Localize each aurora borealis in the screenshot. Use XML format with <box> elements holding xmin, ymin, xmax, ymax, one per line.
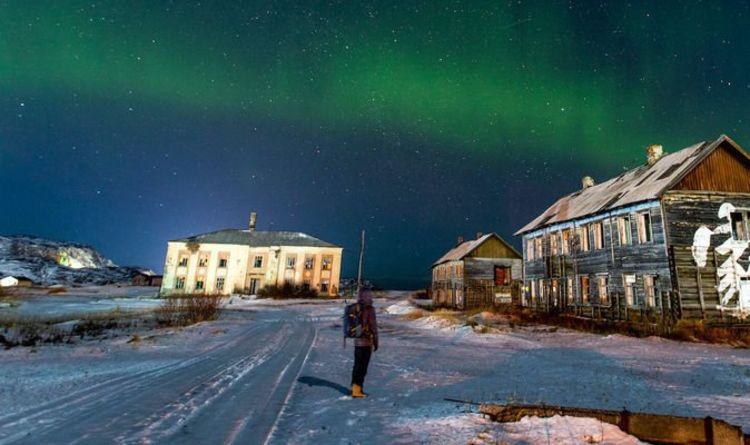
<box><xmin>1</xmin><ymin>1</ymin><xmax>749</xmax><ymax>287</ymax></box>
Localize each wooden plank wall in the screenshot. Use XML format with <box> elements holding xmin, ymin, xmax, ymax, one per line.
<box><xmin>672</xmin><ymin>143</ymin><xmax>750</xmax><ymax>193</ymax></box>
<box><xmin>662</xmin><ymin>191</ymin><xmax>750</xmax><ymax>321</ymax></box>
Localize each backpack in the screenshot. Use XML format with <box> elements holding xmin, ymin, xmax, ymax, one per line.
<box><xmin>343</xmin><ymin>302</ymin><xmax>369</xmax><ymax>339</ymax></box>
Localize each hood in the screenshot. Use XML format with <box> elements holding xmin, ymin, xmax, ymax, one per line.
<box><xmin>357</xmin><ymin>289</ymin><xmax>373</xmax><ymax>305</ymax></box>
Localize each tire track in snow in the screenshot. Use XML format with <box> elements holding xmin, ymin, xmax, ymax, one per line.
<box><xmin>0</xmin><ymin>321</ymin><xmax>271</xmax><ymax>444</ymax></box>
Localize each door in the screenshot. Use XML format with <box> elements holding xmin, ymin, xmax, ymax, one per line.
<box><xmin>249</xmin><ymin>278</ymin><xmax>259</xmax><ymax>295</ymax></box>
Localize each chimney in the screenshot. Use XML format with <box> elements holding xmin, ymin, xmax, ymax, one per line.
<box><xmin>647</xmin><ymin>144</ymin><xmax>663</xmax><ymax>166</ymax></box>
<box><xmin>476</xmin><ymin>232</ymin><xmax>483</xmax><ymax>240</ymax></box>
<box><xmin>456</xmin><ymin>235</ymin><xmax>465</xmax><ymax>246</ymax></box>
<box><xmin>581</xmin><ymin>176</ymin><xmax>595</xmax><ymax>189</ymax></box>
<box><xmin>248</xmin><ymin>212</ymin><xmax>257</xmax><ymax>231</ymax></box>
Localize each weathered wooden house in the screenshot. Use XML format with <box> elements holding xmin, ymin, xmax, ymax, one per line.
<box><xmin>431</xmin><ymin>233</ymin><xmax>522</xmax><ymax>309</ymax></box>
<box><xmin>515</xmin><ymin>135</ymin><xmax>750</xmax><ymax>322</ymax></box>
<box><xmin>132</xmin><ymin>271</ymin><xmax>163</xmax><ymax>287</ymax></box>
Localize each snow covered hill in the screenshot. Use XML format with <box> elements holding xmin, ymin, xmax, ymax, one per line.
<box><xmin>0</xmin><ymin>235</ymin><xmax>147</xmax><ymax>286</ymax></box>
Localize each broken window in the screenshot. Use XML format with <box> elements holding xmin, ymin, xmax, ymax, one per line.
<box><xmin>534</xmin><ymin>237</ymin><xmax>543</xmax><ymax>258</ymax></box>
<box><xmin>637</xmin><ymin>212</ymin><xmax>653</xmax><ymax>243</ymax></box>
<box><xmin>731</xmin><ymin>211</ymin><xmax>749</xmax><ymax>241</ymax></box>
<box><xmin>623</xmin><ymin>274</ymin><xmax>636</xmax><ymax>306</ymax></box>
<box><xmin>253</xmin><ymin>255</ymin><xmax>263</xmax><ymax>268</ymax></box>
<box><xmin>526</xmin><ymin>238</ymin><xmax>535</xmax><ymax>260</ymax></box>
<box><xmin>550</xmin><ymin>232</ymin><xmax>559</xmax><ymax>255</ymax></box>
<box><xmin>597</xmin><ymin>275</ymin><xmax>608</xmax><ymax>305</ymax></box>
<box><xmin>561</xmin><ymin>230</ymin><xmax>571</xmax><ymax>255</ymax></box>
<box><xmin>618</xmin><ymin>216</ymin><xmax>632</xmax><ymax>245</ymax></box>
<box><xmin>320</xmin><ymin>279</ymin><xmax>330</xmax><ymax>293</ymax></box>
<box><xmin>178</xmin><ymin>253</ymin><xmax>189</xmax><ymax>267</ymax></box>
<box><xmin>216</xmin><ymin>277</ymin><xmax>225</xmax><ymax>291</ymax></box>
<box><xmin>195</xmin><ymin>279</ymin><xmax>204</xmax><ymax>290</ymax></box>
<box><xmin>593</xmin><ymin>222</ymin><xmax>604</xmax><ymax>249</ymax></box>
<box><xmin>304</xmin><ymin>255</ymin><xmax>315</xmax><ymax>270</ymax></box>
<box><xmin>578</xmin><ymin>226</ymin><xmax>590</xmax><ymax>252</ymax></box>
<box><xmin>644</xmin><ymin>275</ymin><xmax>657</xmax><ymax>307</ymax></box>
<box><xmin>580</xmin><ymin>275</ymin><xmax>590</xmax><ymax>304</ymax></box>
<box><xmin>566</xmin><ymin>278</ymin><xmax>574</xmax><ymax>306</ymax></box>
<box><xmin>175</xmin><ymin>276</ymin><xmax>186</xmax><ymax>289</ymax></box>
<box><xmin>286</xmin><ymin>254</ymin><xmax>297</xmax><ymax>269</ymax></box>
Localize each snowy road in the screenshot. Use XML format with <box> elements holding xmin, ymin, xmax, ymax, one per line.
<box><xmin>1</xmin><ymin>295</ymin><xmax>749</xmax><ymax>444</ymax></box>
<box><xmin>0</xmin><ymin>309</ymin><xmax>318</xmax><ymax>444</ymax></box>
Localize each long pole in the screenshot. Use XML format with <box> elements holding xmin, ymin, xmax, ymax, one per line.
<box><xmin>356</xmin><ymin>229</ymin><xmax>365</xmax><ymax>295</ymax></box>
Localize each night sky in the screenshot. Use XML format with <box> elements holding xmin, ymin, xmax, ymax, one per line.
<box><xmin>1</xmin><ymin>2</ymin><xmax>749</xmax><ymax>288</ymax></box>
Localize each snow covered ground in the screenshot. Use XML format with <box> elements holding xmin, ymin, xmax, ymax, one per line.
<box><xmin>0</xmin><ymin>291</ymin><xmax>748</xmax><ymax>444</ymax></box>
<box><xmin>0</xmin><ymin>286</ymin><xmax>161</xmax><ymax>319</ymax></box>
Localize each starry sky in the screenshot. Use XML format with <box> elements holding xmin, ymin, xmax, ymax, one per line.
<box><xmin>1</xmin><ymin>1</ymin><xmax>748</xmax><ymax>289</ymax></box>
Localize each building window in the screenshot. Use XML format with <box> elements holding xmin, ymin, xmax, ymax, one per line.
<box><xmin>529</xmin><ymin>280</ymin><xmax>537</xmax><ymax>305</ymax></box>
<box><xmin>322</xmin><ymin>255</ymin><xmax>333</xmax><ymax>270</ymax></box>
<box><xmin>198</xmin><ymin>252</ymin><xmax>209</xmax><ymax>267</ymax></box>
<box><xmin>550</xmin><ymin>232</ymin><xmax>559</xmax><ymax>256</ymax></box>
<box><xmin>175</xmin><ymin>276</ymin><xmax>186</xmax><ymax>289</ymax></box>
<box><xmin>731</xmin><ymin>211</ymin><xmax>749</xmax><ymax>241</ymax></box>
<box><xmin>644</xmin><ymin>275</ymin><xmax>657</xmax><ymax>307</ymax></box>
<box><xmin>302</xmin><ymin>279</ymin><xmax>311</xmax><ymax>290</ymax></box>
<box><xmin>216</xmin><ymin>277</ymin><xmax>225</xmax><ymax>291</ymax></box>
<box><xmin>637</xmin><ymin>212</ymin><xmax>653</xmax><ymax>243</ymax></box>
<box><xmin>580</xmin><ymin>275</ymin><xmax>590</xmax><ymax>304</ymax></box>
<box><xmin>218</xmin><ymin>253</ymin><xmax>229</xmax><ymax>268</ymax></box>
<box><xmin>578</xmin><ymin>226</ymin><xmax>590</xmax><ymax>252</ymax></box>
<box><xmin>178</xmin><ymin>254</ymin><xmax>189</xmax><ymax>267</ymax></box>
<box><xmin>320</xmin><ymin>279</ymin><xmax>329</xmax><ymax>293</ymax></box>
<box><xmin>618</xmin><ymin>216</ymin><xmax>633</xmax><ymax>245</ymax></box>
<box><xmin>304</xmin><ymin>255</ymin><xmax>315</xmax><ymax>270</ymax></box>
<box><xmin>566</xmin><ymin>277</ymin><xmax>574</xmax><ymax>306</ymax></box>
<box><xmin>526</xmin><ymin>238</ymin><xmax>535</xmax><ymax>260</ymax></box>
<box><xmin>494</xmin><ymin>266</ymin><xmax>511</xmax><ymax>286</ymax></box>
<box><xmin>623</xmin><ymin>274</ymin><xmax>636</xmax><ymax>306</ymax></box>
<box><xmin>561</xmin><ymin>230</ymin><xmax>571</xmax><ymax>255</ymax></box>
<box><xmin>196</xmin><ymin>279</ymin><xmax>204</xmax><ymax>290</ymax></box>
<box><xmin>253</xmin><ymin>255</ymin><xmax>263</xmax><ymax>268</ymax></box>
<box><xmin>286</xmin><ymin>255</ymin><xmax>297</xmax><ymax>269</ymax></box>
<box><xmin>597</xmin><ymin>275</ymin><xmax>608</xmax><ymax>305</ymax></box>
<box><xmin>593</xmin><ymin>222</ymin><xmax>604</xmax><ymax>250</ymax></box>
<box><xmin>534</xmin><ymin>237</ymin><xmax>543</xmax><ymax>258</ymax></box>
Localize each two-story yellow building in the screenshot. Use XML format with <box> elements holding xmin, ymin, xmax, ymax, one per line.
<box><xmin>160</xmin><ymin>213</ymin><xmax>343</xmax><ymax>296</ymax></box>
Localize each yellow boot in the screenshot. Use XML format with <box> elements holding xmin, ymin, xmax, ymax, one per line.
<box><xmin>351</xmin><ymin>384</ymin><xmax>367</xmax><ymax>398</ymax></box>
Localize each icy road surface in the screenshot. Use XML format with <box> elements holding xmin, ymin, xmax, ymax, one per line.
<box><xmin>1</xmin><ymin>293</ymin><xmax>749</xmax><ymax>444</ymax></box>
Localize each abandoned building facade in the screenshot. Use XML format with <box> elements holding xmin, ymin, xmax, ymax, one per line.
<box><xmin>516</xmin><ymin>135</ymin><xmax>750</xmax><ymax>322</ymax></box>
<box><xmin>431</xmin><ymin>233</ymin><xmax>523</xmax><ymax>309</ymax></box>
<box><xmin>160</xmin><ymin>213</ymin><xmax>343</xmax><ymax>297</ymax></box>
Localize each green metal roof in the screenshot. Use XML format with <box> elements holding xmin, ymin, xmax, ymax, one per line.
<box><xmin>171</xmin><ymin>229</ymin><xmax>341</xmax><ymax>248</ymax></box>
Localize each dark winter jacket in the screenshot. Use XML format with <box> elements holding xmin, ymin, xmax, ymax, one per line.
<box><xmin>354</xmin><ymin>291</ymin><xmax>379</xmax><ymax>349</ymax></box>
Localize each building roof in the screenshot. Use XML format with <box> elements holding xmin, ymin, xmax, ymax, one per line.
<box><xmin>515</xmin><ymin>135</ymin><xmax>746</xmax><ymax>235</ymax></box>
<box><xmin>171</xmin><ymin>229</ymin><xmax>341</xmax><ymax>248</ymax></box>
<box><xmin>432</xmin><ymin>233</ymin><xmax>521</xmax><ymax>267</ymax></box>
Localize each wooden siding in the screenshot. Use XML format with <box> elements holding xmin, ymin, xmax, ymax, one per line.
<box><xmin>672</xmin><ymin>143</ymin><xmax>750</xmax><ymax>193</ymax></box>
<box><xmin>662</xmin><ymin>191</ymin><xmax>750</xmax><ymax>321</ymax></box>
<box><xmin>522</xmin><ymin>206</ymin><xmax>673</xmax><ymax>317</ymax></box>
<box><xmin>469</xmin><ymin>236</ymin><xmax>521</xmax><ymax>259</ymax></box>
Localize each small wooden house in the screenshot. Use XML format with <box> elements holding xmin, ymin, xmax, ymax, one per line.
<box><xmin>431</xmin><ymin>233</ymin><xmax>522</xmax><ymax>309</ymax></box>
<box><xmin>515</xmin><ymin>135</ymin><xmax>750</xmax><ymax>322</ymax></box>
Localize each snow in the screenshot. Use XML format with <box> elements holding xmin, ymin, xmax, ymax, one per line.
<box><xmin>1</xmin><ymin>290</ymin><xmax>749</xmax><ymax>444</ymax></box>
<box><xmin>0</xmin><ymin>286</ymin><xmax>161</xmax><ymax>318</ymax></box>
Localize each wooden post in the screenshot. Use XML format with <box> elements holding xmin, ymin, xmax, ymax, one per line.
<box><xmin>704</xmin><ymin>416</ymin><xmax>714</xmax><ymax>445</ymax></box>
<box><xmin>356</xmin><ymin>229</ymin><xmax>365</xmax><ymax>296</ymax></box>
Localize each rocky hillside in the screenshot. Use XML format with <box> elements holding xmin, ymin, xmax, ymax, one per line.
<box><xmin>0</xmin><ymin>235</ymin><xmax>147</xmax><ymax>286</ymax></box>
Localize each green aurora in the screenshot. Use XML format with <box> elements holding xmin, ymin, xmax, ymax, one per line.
<box><xmin>3</xmin><ymin>1</ymin><xmax>747</xmax><ymax>164</ymax></box>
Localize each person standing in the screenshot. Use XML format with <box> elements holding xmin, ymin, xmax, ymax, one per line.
<box><xmin>351</xmin><ymin>289</ymin><xmax>378</xmax><ymax>398</ymax></box>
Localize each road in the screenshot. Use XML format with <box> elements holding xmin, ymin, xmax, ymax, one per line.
<box><xmin>1</xmin><ymin>295</ymin><xmax>749</xmax><ymax>444</ymax></box>
<box><xmin>0</xmin><ymin>309</ymin><xmax>318</xmax><ymax>445</ymax></box>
